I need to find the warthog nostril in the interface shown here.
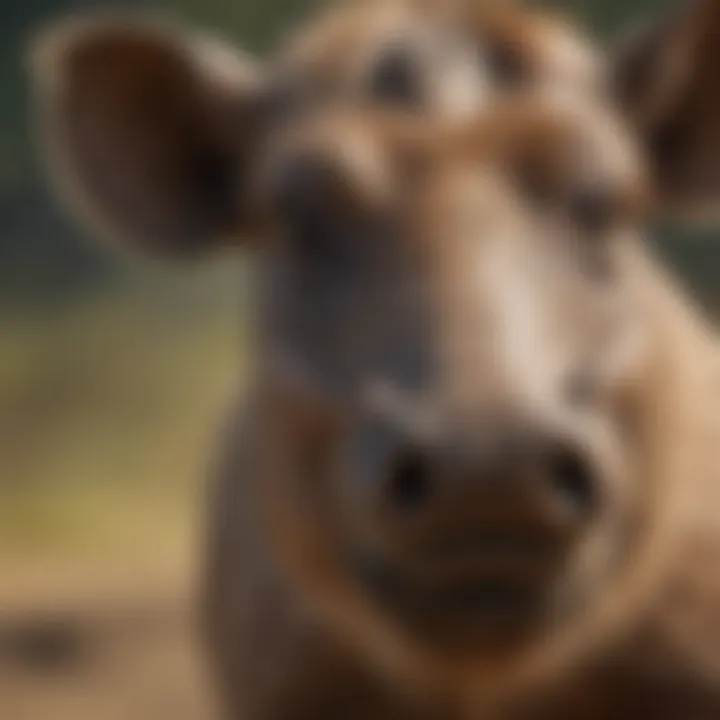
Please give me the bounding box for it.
[388,447,432,511]
[547,447,598,520]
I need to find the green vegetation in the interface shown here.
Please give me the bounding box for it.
[0,257,248,570]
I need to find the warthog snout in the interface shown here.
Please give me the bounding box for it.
[354,419,597,522]
[341,396,603,646]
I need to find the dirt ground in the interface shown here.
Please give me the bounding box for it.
[0,568,217,720]
[0,599,215,720]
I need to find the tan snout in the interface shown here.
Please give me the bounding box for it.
[341,398,606,641]
[348,407,598,546]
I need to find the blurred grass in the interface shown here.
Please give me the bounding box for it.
[0,256,249,582]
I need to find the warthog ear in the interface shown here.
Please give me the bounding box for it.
[613,0,720,221]
[29,15,268,256]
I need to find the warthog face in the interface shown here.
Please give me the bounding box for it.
[250,98,648,669]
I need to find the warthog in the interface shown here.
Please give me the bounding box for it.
[29,0,720,717]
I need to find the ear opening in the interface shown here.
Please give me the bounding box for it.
[613,0,720,221]
[29,13,268,257]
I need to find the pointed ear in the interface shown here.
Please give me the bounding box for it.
[613,0,720,220]
[29,15,268,257]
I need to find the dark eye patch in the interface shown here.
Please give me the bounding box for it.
[568,186,620,237]
[484,41,526,87]
[369,45,423,107]
[274,151,348,231]
[512,153,622,238]
[272,149,382,279]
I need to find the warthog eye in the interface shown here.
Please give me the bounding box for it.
[369,45,423,107]
[569,187,618,238]
[273,151,374,275]
[485,42,525,87]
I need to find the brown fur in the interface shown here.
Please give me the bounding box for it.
[202,107,720,718]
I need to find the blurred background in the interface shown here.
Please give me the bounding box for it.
[1,0,719,717]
